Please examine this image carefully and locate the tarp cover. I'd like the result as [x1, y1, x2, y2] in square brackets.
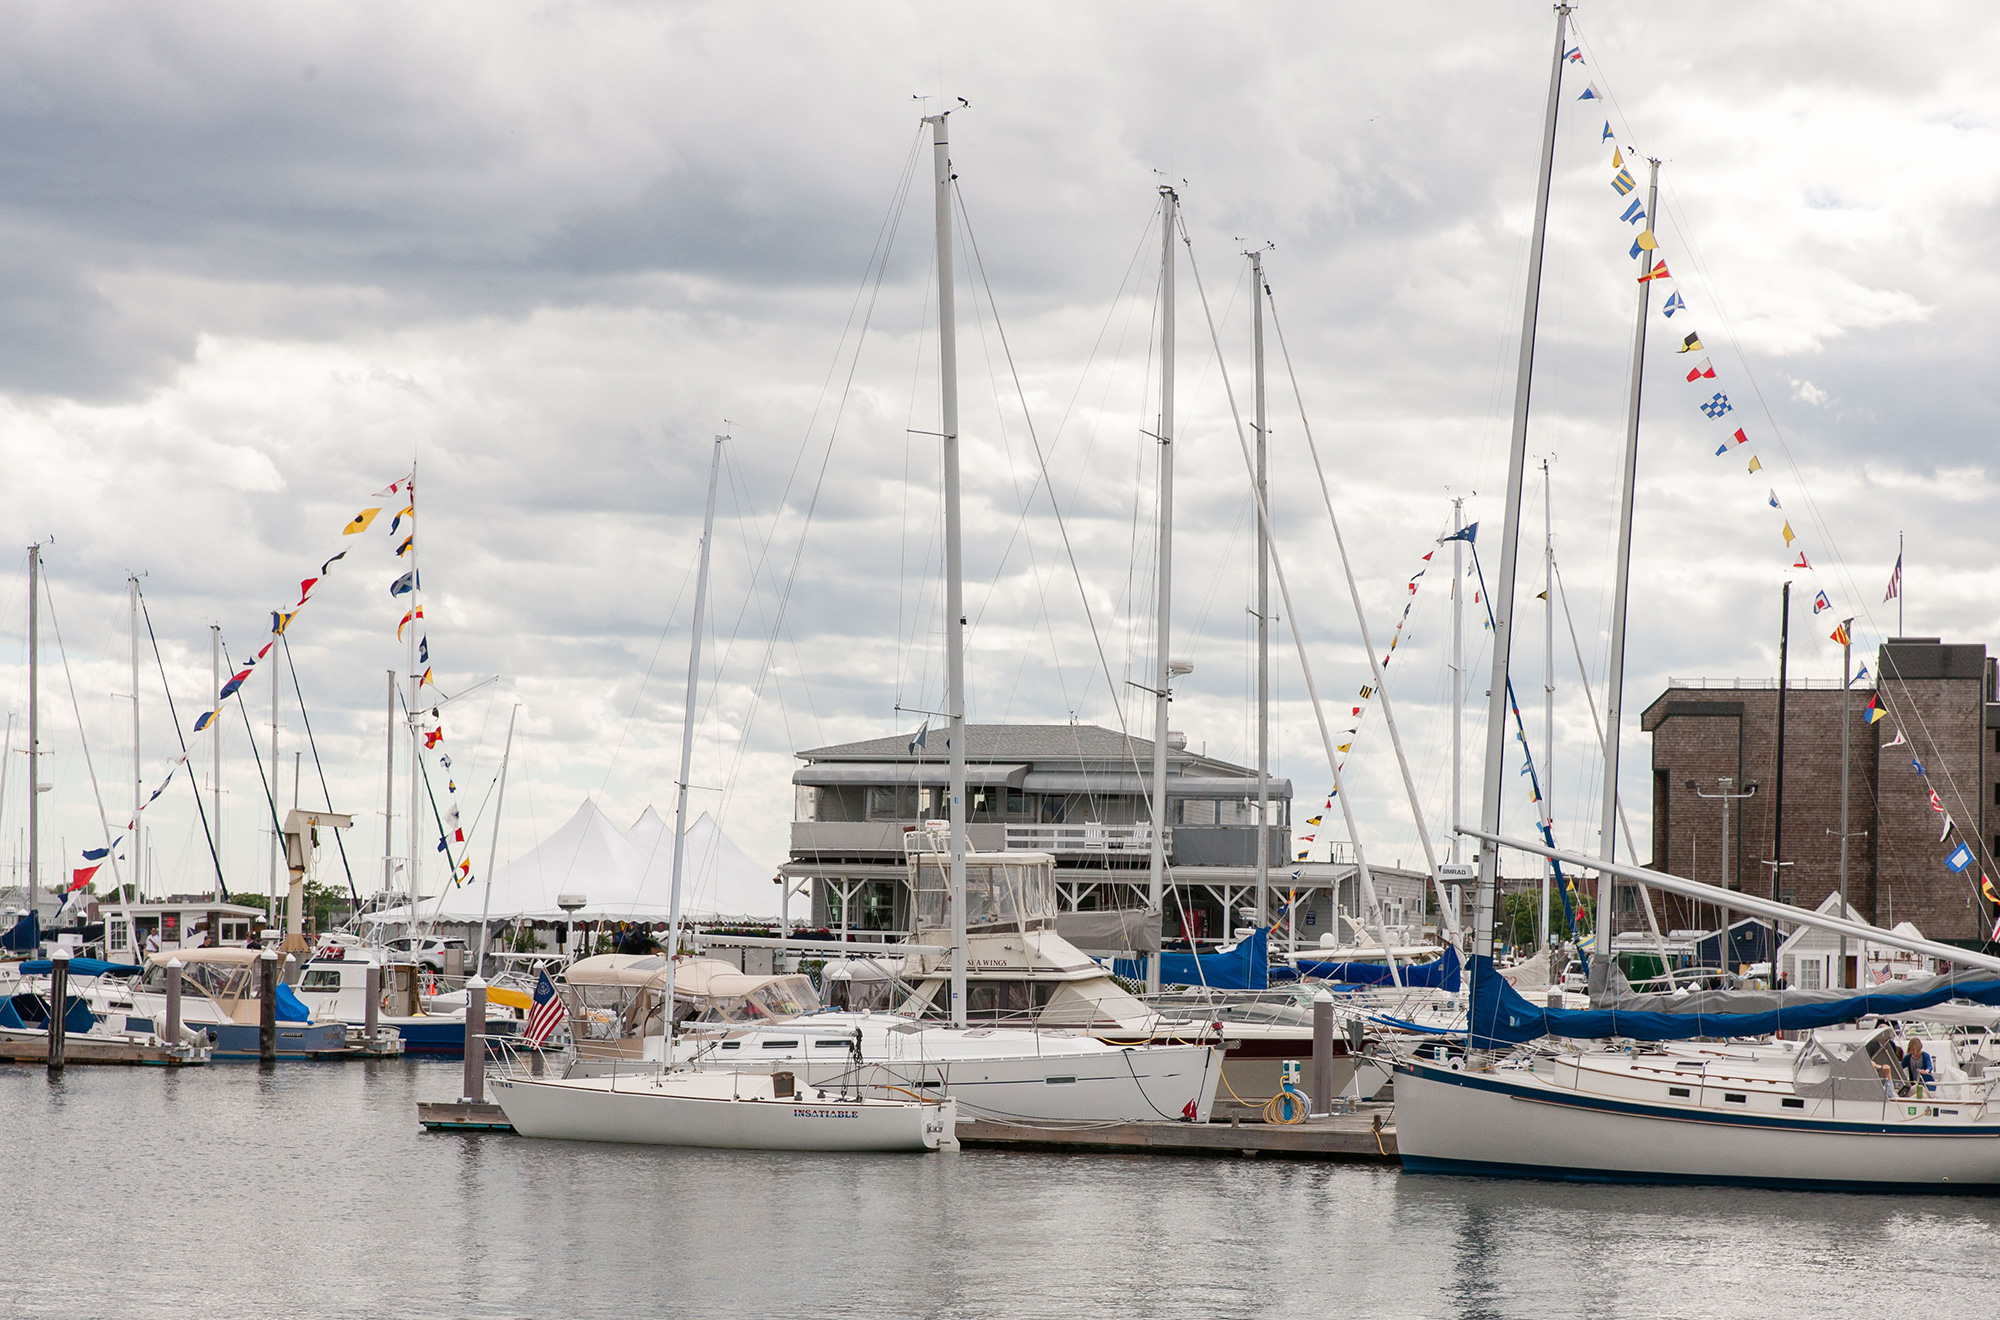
[18, 958, 143, 978]
[1468, 953, 2000, 1049]
[274, 981, 313, 1023]
[1276, 945, 1461, 991]
[1, 911, 39, 953]
[1114, 927, 1267, 991]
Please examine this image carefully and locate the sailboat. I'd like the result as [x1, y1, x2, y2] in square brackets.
[489, 431, 955, 1152]
[1391, 6, 2000, 1190]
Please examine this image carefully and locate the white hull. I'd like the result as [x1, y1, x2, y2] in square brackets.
[491, 1071, 955, 1152]
[1394, 1059, 2000, 1190]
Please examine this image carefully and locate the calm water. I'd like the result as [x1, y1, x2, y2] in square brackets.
[7, 1058, 2000, 1318]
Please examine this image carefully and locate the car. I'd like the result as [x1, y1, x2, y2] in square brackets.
[383, 936, 469, 972]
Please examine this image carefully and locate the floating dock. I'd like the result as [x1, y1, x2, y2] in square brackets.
[957, 1107, 1399, 1162]
[418, 1100, 513, 1132]
[0, 1035, 207, 1066]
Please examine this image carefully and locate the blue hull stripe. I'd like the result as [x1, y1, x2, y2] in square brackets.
[1399, 1153, 2000, 1194]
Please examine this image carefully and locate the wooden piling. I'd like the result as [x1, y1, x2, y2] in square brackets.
[47, 950, 69, 1073]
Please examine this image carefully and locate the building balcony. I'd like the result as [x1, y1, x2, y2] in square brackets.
[1003, 822, 1167, 855]
[791, 821, 1006, 856]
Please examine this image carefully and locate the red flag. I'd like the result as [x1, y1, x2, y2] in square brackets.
[424, 729, 444, 749]
[69, 864, 100, 892]
[1793, 553, 1811, 569]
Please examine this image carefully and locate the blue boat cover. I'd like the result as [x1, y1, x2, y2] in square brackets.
[1278, 945, 1462, 991]
[1113, 927, 1269, 990]
[0, 992, 98, 1035]
[1, 911, 39, 953]
[1467, 953, 2000, 1049]
[274, 981, 313, 1023]
[18, 958, 143, 978]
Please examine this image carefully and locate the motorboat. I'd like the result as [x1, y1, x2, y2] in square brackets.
[128, 949, 351, 1059]
[490, 1067, 957, 1151]
[0, 958, 211, 1065]
[560, 953, 819, 1064]
[292, 953, 507, 1055]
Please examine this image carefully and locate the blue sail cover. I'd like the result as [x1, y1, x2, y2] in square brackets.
[19, 958, 143, 978]
[1114, 927, 1268, 990]
[1467, 953, 2000, 1049]
[274, 981, 313, 1023]
[1, 911, 39, 953]
[1276, 944, 1462, 991]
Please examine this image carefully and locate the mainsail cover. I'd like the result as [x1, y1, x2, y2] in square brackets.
[1276, 944, 1461, 991]
[1114, 927, 1268, 991]
[1469, 953, 2000, 1048]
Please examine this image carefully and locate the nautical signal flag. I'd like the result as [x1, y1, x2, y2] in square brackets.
[390, 570, 418, 597]
[1701, 393, 1732, 418]
[389, 504, 414, 536]
[1886, 728, 1907, 747]
[1611, 168, 1636, 195]
[1865, 691, 1885, 722]
[1782, 522, 1796, 546]
[343, 508, 381, 536]
[192, 709, 218, 732]
[1565, 45, 1583, 63]
[1628, 231, 1658, 259]
[1580, 83, 1602, 101]
[1732, 428, 1749, 446]
[1831, 622, 1853, 647]
[1612, 147, 1624, 169]
[1639, 258, 1670, 282]
[1620, 199, 1646, 225]
[1949, 843, 1976, 874]
[1984, 874, 1998, 903]
[1748, 456, 1763, 473]
[425, 728, 444, 749]
[398, 606, 425, 640]
[218, 668, 252, 699]
[1663, 291, 1685, 317]
[1770, 490, 1782, 509]
[1794, 553, 1812, 569]
[1812, 591, 1830, 613]
[272, 610, 296, 635]
[69, 865, 99, 891]
[1601, 121, 1613, 142]
[1678, 333, 1703, 354]
[1685, 358, 1716, 381]
[396, 536, 414, 558]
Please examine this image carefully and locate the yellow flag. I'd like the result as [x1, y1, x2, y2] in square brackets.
[343, 507, 382, 535]
[1337, 743, 1352, 753]
[1748, 456, 1763, 473]
[1636, 229, 1657, 250]
[1782, 521, 1796, 545]
[1613, 147, 1624, 169]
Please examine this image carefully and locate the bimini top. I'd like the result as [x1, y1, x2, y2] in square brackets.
[19, 958, 143, 978]
[562, 953, 672, 987]
[144, 948, 271, 969]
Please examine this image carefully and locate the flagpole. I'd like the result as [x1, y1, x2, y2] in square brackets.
[1540, 459, 1552, 955]
[1598, 156, 1658, 962]
[1473, 2, 1571, 1016]
[1899, 530, 1904, 637]
[1770, 581, 1791, 986]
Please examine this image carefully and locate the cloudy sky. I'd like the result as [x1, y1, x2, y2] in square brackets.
[0, 1, 1992, 917]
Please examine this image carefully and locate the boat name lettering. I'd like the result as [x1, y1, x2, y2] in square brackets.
[791, 1107, 860, 1119]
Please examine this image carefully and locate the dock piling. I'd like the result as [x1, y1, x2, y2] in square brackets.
[1311, 989, 1334, 1116]
[258, 948, 278, 1064]
[47, 950, 69, 1073]
[462, 977, 486, 1103]
[165, 957, 183, 1047]
[365, 963, 380, 1040]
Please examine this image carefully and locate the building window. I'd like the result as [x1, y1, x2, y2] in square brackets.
[1177, 799, 1218, 826]
[795, 786, 818, 822]
[1799, 961, 1822, 990]
[108, 919, 130, 953]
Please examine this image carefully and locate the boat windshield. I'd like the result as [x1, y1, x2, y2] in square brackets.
[141, 962, 247, 999]
[910, 856, 1057, 932]
[684, 975, 822, 1024]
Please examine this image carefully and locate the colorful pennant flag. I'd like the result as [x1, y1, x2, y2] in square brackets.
[1580, 83, 1602, 101]
[1700, 393, 1731, 417]
[343, 508, 382, 536]
[1866, 692, 1886, 723]
[1748, 456, 1763, 473]
[1830, 622, 1852, 647]
[1611, 168, 1636, 195]
[1949, 842, 1976, 873]
[1663, 291, 1685, 316]
[1685, 358, 1716, 381]
[1793, 553, 1811, 569]
[1782, 522, 1795, 546]
[1639, 258, 1670, 282]
[1678, 332, 1703, 354]
[1812, 591, 1830, 613]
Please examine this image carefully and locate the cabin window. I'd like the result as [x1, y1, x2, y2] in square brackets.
[1782, 1098, 1804, 1109]
[299, 970, 345, 992]
[813, 1040, 850, 1050]
[1668, 1087, 1691, 1098]
[720, 1041, 741, 1050]
[760, 1040, 800, 1050]
[1044, 1075, 1078, 1085]
[1724, 1093, 1747, 1104]
[964, 980, 1057, 1020]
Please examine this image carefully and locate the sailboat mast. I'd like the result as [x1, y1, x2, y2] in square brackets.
[131, 576, 142, 899]
[1451, 498, 1464, 868]
[1251, 249, 1270, 931]
[1149, 185, 1177, 996]
[1473, 3, 1571, 984]
[212, 625, 222, 897]
[269, 611, 280, 918]
[406, 463, 421, 928]
[925, 111, 970, 1029]
[1540, 461, 1552, 953]
[661, 436, 723, 1037]
[1598, 158, 1659, 953]
[382, 670, 395, 897]
[477, 702, 520, 979]
[25, 544, 37, 917]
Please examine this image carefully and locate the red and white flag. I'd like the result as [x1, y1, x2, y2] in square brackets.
[525, 969, 567, 1048]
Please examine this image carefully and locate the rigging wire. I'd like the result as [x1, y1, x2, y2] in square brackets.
[278, 631, 359, 905]
[135, 589, 229, 900]
[39, 567, 131, 898]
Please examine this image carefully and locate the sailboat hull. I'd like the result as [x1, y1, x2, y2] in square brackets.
[491, 1073, 955, 1152]
[1395, 1059, 2000, 1192]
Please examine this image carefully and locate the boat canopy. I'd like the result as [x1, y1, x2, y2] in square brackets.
[19, 958, 143, 978]
[1468, 953, 2000, 1048]
[1276, 944, 1461, 992]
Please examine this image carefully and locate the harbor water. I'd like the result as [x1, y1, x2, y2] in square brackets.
[8, 1060, 2000, 1318]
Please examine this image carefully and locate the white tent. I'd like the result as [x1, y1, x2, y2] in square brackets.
[399, 798, 672, 923]
[628, 806, 780, 919]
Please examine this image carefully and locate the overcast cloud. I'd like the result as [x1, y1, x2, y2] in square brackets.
[2, 1, 1996, 914]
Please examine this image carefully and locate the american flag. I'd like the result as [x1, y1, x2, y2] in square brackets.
[1884, 552, 1903, 603]
[524, 969, 566, 1048]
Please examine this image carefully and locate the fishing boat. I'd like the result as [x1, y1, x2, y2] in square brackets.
[292, 952, 513, 1055]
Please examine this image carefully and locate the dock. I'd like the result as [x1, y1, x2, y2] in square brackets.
[957, 1106, 1399, 1162]
[418, 1100, 513, 1132]
[0, 1035, 207, 1066]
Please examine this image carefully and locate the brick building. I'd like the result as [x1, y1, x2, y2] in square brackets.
[1642, 638, 1999, 943]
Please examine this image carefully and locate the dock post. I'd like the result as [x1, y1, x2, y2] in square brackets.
[258, 948, 278, 1064]
[365, 963, 381, 1040]
[282, 952, 299, 986]
[165, 958, 184, 1047]
[47, 949, 69, 1073]
[1311, 989, 1334, 1116]
[462, 977, 486, 1102]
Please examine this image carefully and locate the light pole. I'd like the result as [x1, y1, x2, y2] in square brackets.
[1690, 777, 1757, 966]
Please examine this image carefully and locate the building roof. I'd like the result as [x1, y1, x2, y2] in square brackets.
[797, 723, 1262, 781]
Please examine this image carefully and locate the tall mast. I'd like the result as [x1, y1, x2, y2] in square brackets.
[130, 575, 142, 899]
[406, 463, 421, 926]
[1838, 620, 1853, 987]
[926, 111, 970, 1028]
[1770, 581, 1790, 980]
[1451, 497, 1465, 867]
[1148, 185, 1177, 996]
[1251, 249, 1270, 931]
[268, 611, 280, 918]
[211, 625, 222, 898]
[383, 670, 395, 898]
[1473, 4, 1571, 990]
[1598, 158, 1659, 953]
[660, 436, 724, 1037]
[1540, 460, 1552, 953]
[477, 702, 520, 978]
[26, 544, 38, 917]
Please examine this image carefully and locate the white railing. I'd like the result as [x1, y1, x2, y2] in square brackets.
[1004, 823, 1167, 854]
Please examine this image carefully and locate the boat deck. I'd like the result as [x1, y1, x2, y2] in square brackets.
[418, 1099, 1401, 1160]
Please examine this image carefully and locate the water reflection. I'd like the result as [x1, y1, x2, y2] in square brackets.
[5, 1061, 1999, 1319]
